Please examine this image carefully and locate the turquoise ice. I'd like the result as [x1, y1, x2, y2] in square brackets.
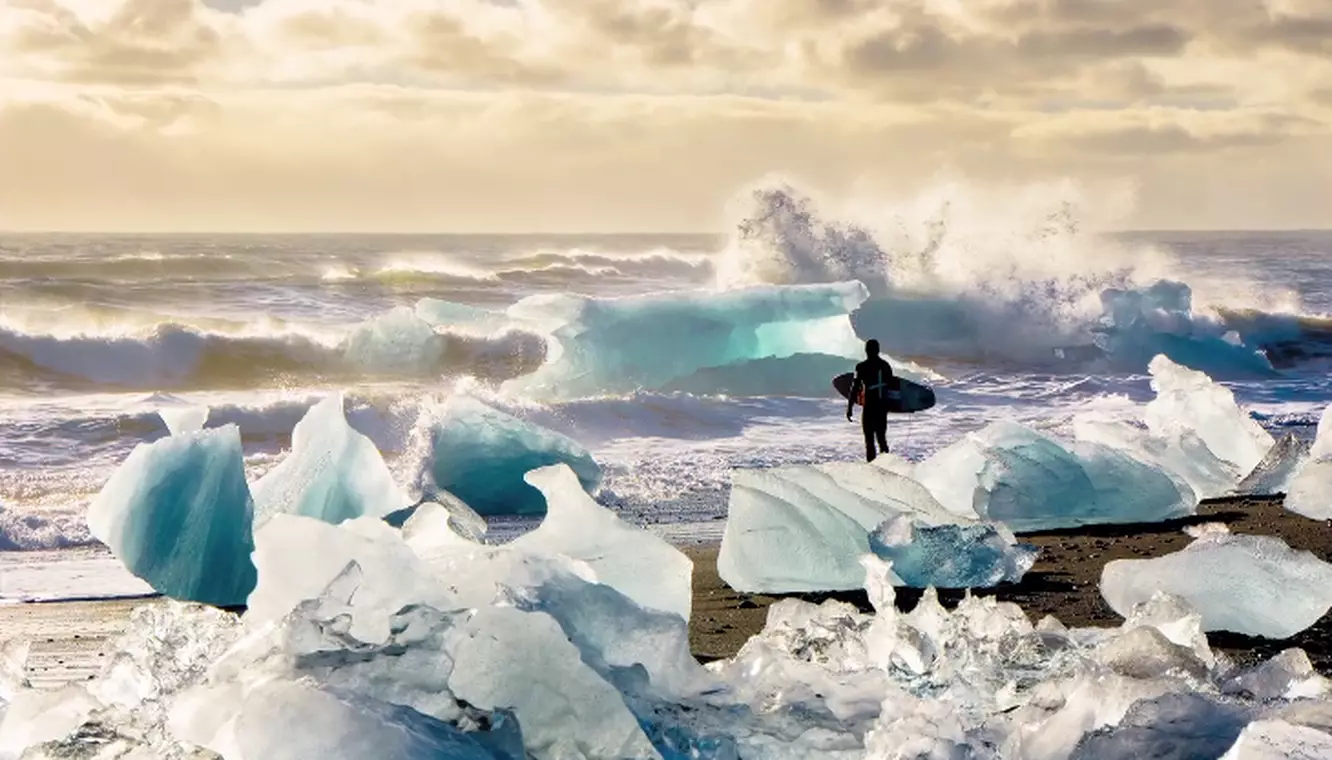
[85, 423, 257, 607]
[412, 396, 601, 516]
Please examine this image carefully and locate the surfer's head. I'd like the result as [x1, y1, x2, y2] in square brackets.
[865, 339, 880, 357]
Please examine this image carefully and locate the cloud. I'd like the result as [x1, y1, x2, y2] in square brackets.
[0, 0, 1329, 232]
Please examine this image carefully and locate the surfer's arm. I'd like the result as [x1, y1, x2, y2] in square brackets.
[846, 376, 861, 419]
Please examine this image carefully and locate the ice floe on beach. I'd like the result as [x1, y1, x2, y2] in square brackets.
[1101, 524, 1332, 639]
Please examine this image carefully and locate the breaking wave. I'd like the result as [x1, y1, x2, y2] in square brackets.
[714, 177, 1323, 378]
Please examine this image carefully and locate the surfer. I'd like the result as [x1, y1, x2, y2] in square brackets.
[847, 339, 894, 462]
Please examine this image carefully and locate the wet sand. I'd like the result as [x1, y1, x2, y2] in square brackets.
[4, 495, 1331, 688]
[688, 495, 1332, 672]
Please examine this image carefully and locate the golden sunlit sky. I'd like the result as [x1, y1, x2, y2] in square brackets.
[1, 0, 1330, 233]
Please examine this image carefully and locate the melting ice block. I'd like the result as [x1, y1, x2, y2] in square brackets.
[250, 393, 408, 527]
[1072, 416, 1237, 501]
[915, 420, 1194, 532]
[1145, 354, 1274, 475]
[342, 306, 443, 373]
[1101, 525, 1332, 639]
[86, 424, 257, 607]
[869, 516, 1038, 589]
[411, 395, 601, 516]
[1237, 433, 1309, 497]
[512, 464, 692, 621]
[717, 461, 1007, 593]
[1221, 719, 1332, 759]
[1284, 404, 1332, 519]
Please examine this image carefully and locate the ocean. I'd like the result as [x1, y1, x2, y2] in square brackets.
[2, 192, 1331, 602]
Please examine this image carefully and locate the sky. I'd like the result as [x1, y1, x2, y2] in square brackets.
[0, 0, 1329, 233]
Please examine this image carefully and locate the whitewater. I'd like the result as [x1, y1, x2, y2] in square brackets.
[2, 179, 1332, 757]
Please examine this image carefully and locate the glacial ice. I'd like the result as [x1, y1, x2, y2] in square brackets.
[869, 516, 1038, 589]
[914, 420, 1194, 532]
[717, 460, 1035, 593]
[1144, 354, 1274, 475]
[1101, 525, 1332, 638]
[1072, 416, 1238, 501]
[410, 395, 601, 516]
[1222, 719, 1332, 759]
[16, 506, 1332, 760]
[501, 280, 873, 399]
[250, 393, 408, 527]
[1237, 433, 1309, 496]
[341, 305, 443, 373]
[1285, 404, 1332, 519]
[511, 464, 693, 620]
[85, 424, 257, 607]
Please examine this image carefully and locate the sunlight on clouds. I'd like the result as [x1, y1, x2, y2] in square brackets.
[0, 0, 1328, 232]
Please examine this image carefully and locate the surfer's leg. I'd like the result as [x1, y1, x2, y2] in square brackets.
[862, 415, 877, 462]
[874, 412, 889, 454]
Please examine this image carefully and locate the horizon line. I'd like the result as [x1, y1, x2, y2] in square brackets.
[1, 226, 1330, 236]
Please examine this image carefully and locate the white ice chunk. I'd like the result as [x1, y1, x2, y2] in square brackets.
[1101, 526, 1332, 638]
[0, 685, 101, 757]
[1072, 416, 1237, 500]
[251, 393, 408, 527]
[86, 424, 257, 606]
[1221, 719, 1332, 759]
[512, 464, 692, 621]
[157, 405, 209, 436]
[1238, 433, 1309, 497]
[1069, 692, 1252, 759]
[1224, 649, 1332, 701]
[1145, 354, 1274, 475]
[410, 395, 601, 516]
[246, 515, 454, 642]
[341, 306, 443, 372]
[916, 420, 1193, 532]
[1286, 459, 1332, 520]
[448, 607, 660, 760]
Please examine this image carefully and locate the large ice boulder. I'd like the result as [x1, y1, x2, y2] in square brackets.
[1144, 354, 1274, 476]
[1101, 525, 1332, 638]
[341, 306, 444, 373]
[511, 464, 693, 621]
[250, 393, 408, 527]
[410, 395, 601, 516]
[914, 420, 1194, 532]
[86, 423, 257, 607]
[1284, 404, 1332, 519]
[718, 460, 1032, 593]
[1072, 416, 1237, 501]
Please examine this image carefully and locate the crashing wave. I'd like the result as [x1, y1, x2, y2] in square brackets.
[714, 179, 1313, 377]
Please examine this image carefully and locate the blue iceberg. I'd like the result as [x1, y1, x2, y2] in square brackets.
[251, 392, 408, 527]
[914, 420, 1194, 533]
[342, 306, 445, 374]
[501, 281, 872, 399]
[412, 396, 601, 516]
[869, 516, 1038, 589]
[85, 422, 256, 607]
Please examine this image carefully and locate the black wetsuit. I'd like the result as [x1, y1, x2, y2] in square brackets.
[849, 356, 895, 462]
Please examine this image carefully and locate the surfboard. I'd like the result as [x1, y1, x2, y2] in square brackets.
[832, 372, 935, 413]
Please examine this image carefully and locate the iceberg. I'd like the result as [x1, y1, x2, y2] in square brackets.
[500, 281, 873, 399]
[868, 516, 1038, 589]
[511, 465, 693, 621]
[1072, 416, 1237, 501]
[410, 395, 601, 516]
[1100, 525, 1332, 639]
[341, 306, 444, 373]
[251, 393, 408, 527]
[1237, 433, 1309, 497]
[914, 420, 1194, 532]
[86, 424, 257, 607]
[1284, 404, 1332, 519]
[1144, 354, 1274, 475]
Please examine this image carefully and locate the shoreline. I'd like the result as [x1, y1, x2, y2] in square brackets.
[4, 495, 1332, 687]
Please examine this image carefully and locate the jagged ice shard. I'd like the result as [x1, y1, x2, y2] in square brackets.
[86, 422, 257, 607]
[410, 395, 601, 516]
[1237, 433, 1309, 497]
[511, 464, 693, 621]
[1144, 354, 1274, 476]
[1284, 403, 1332, 519]
[913, 420, 1194, 532]
[251, 393, 408, 527]
[1101, 525, 1332, 639]
[869, 516, 1038, 589]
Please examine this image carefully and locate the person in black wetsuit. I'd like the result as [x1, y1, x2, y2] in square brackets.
[847, 339, 894, 462]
